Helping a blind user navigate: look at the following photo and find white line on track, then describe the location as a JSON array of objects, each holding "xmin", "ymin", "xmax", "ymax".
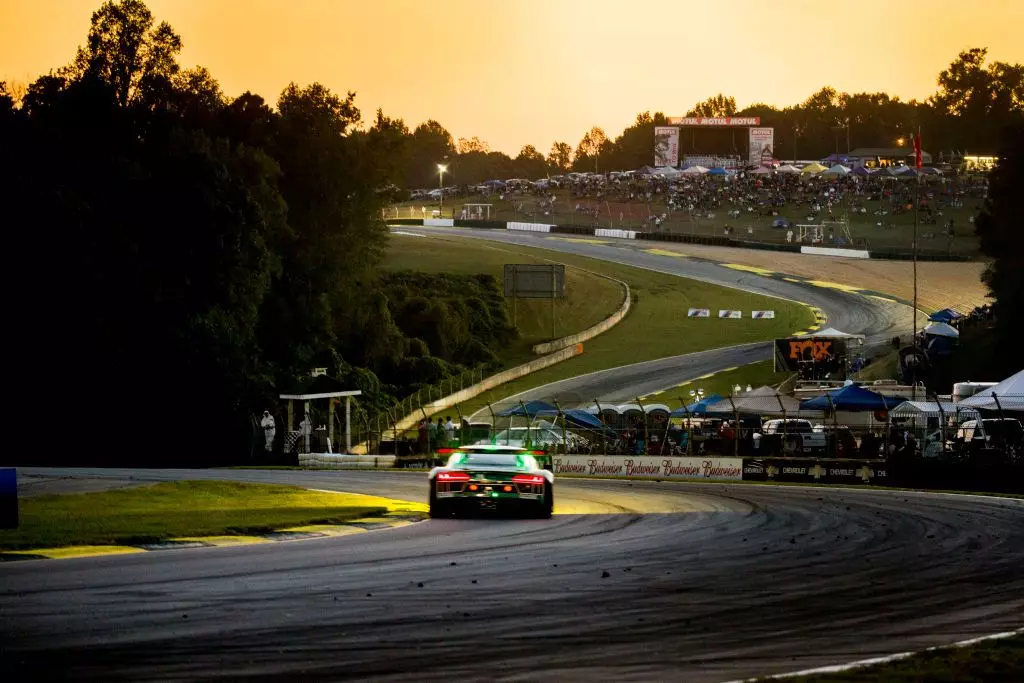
[{"xmin": 719, "ymin": 627, "xmax": 1024, "ymax": 682}]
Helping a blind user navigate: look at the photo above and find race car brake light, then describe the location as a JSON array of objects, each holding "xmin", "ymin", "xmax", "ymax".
[
  {"xmin": 529, "ymin": 450, "xmax": 546, "ymax": 456},
  {"xmin": 512, "ymin": 474, "xmax": 546, "ymax": 485},
  {"xmin": 436, "ymin": 448, "xmax": 457, "ymax": 455},
  {"xmin": 437, "ymin": 471, "xmax": 471, "ymax": 482}
]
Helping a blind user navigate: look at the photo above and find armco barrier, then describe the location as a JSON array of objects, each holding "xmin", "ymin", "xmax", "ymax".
[
  {"xmin": 299, "ymin": 453, "xmax": 397, "ymax": 469},
  {"xmin": 595, "ymin": 228, "xmax": 637, "ymax": 240},
  {"xmin": 741, "ymin": 457, "xmax": 887, "ymax": 485},
  {"xmin": 507, "ymin": 221, "xmax": 553, "ymax": 233},
  {"xmin": 390, "ymin": 343, "xmax": 584, "ymax": 433},
  {"xmin": 531, "ymin": 277, "xmax": 630, "ymax": 355},
  {"xmin": 801, "ymin": 246, "xmax": 871, "ymax": 259},
  {"xmin": 552, "ymin": 455, "xmax": 743, "ymax": 481}
]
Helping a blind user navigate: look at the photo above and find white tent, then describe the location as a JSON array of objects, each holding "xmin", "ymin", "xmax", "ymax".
[
  {"xmin": 960, "ymin": 370, "xmax": 1024, "ymax": 410},
  {"xmin": 890, "ymin": 401, "xmax": 981, "ymax": 419},
  {"xmin": 923, "ymin": 321, "xmax": 960, "ymax": 338},
  {"xmin": 653, "ymin": 166, "xmax": 682, "ymax": 179},
  {"xmin": 681, "ymin": 165, "xmax": 709, "ymax": 175},
  {"xmin": 704, "ymin": 386, "xmax": 819, "ymax": 416},
  {"xmin": 822, "ymin": 164, "xmax": 851, "ymax": 176},
  {"xmin": 801, "ymin": 327, "xmax": 866, "ymax": 342},
  {"xmin": 776, "ymin": 164, "xmax": 801, "ymax": 174}
]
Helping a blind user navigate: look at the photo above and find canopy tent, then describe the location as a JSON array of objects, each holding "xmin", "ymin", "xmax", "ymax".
[
  {"xmin": 703, "ymin": 386, "xmax": 814, "ymax": 416},
  {"xmin": 822, "ymin": 164, "xmax": 851, "ymax": 177},
  {"xmin": 800, "ymin": 384, "xmax": 904, "ymax": 411},
  {"xmin": 681, "ymin": 165, "xmax": 709, "ymax": 175},
  {"xmin": 750, "ymin": 166, "xmax": 774, "ymax": 175},
  {"xmin": 496, "ymin": 400, "xmax": 556, "ymax": 418},
  {"xmin": 893, "ymin": 166, "xmax": 918, "ymax": 177},
  {"xmin": 776, "ymin": 164, "xmax": 801, "ymax": 174},
  {"xmin": 890, "ymin": 401, "xmax": 981, "ymax": 420},
  {"xmin": 806, "ymin": 327, "xmax": 866, "ymax": 341},
  {"xmin": 928, "ymin": 308, "xmax": 962, "ymax": 324},
  {"xmin": 670, "ymin": 393, "xmax": 724, "ymax": 417},
  {"xmin": 708, "ymin": 167, "xmax": 729, "ymax": 176},
  {"xmin": 918, "ymin": 166, "xmax": 943, "ymax": 175},
  {"xmin": 923, "ymin": 321, "xmax": 960, "ymax": 338},
  {"xmin": 482, "ymin": 179, "xmax": 506, "ymax": 188},
  {"xmin": 635, "ymin": 166, "xmax": 658, "ymax": 176},
  {"xmin": 534, "ymin": 408, "xmax": 608, "ymax": 431},
  {"xmin": 800, "ymin": 162, "xmax": 828, "ymax": 175},
  {"xmin": 652, "ymin": 166, "xmax": 682, "ymax": 179},
  {"xmin": 960, "ymin": 370, "xmax": 1024, "ymax": 411},
  {"xmin": 850, "ymin": 166, "xmax": 875, "ymax": 177}
]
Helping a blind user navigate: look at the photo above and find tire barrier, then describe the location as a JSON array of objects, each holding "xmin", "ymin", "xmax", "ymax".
[
  {"xmin": 507, "ymin": 222, "xmax": 553, "ymax": 233},
  {"xmin": 594, "ymin": 228, "xmax": 637, "ymax": 240}
]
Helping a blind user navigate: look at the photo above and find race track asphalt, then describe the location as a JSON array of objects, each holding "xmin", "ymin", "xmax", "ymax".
[
  {"xmin": 3, "ymin": 468, "xmax": 1023, "ymax": 682},
  {"xmin": 391, "ymin": 227, "xmax": 914, "ymax": 412}
]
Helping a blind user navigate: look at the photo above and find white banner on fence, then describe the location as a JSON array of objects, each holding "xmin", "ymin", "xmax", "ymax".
[
  {"xmin": 718, "ymin": 310, "xmax": 742, "ymax": 319},
  {"xmin": 424, "ymin": 218, "xmax": 454, "ymax": 227},
  {"xmin": 800, "ymin": 245, "xmax": 870, "ymax": 259},
  {"xmin": 654, "ymin": 126, "xmax": 680, "ymax": 167},
  {"xmin": 552, "ymin": 456, "xmax": 743, "ymax": 481},
  {"xmin": 687, "ymin": 308, "xmax": 711, "ymax": 318},
  {"xmin": 748, "ymin": 127, "xmax": 775, "ymax": 167},
  {"xmin": 507, "ymin": 222, "xmax": 553, "ymax": 233},
  {"xmin": 751, "ymin": 310, "xmax": 775, "ymax": 319},
  {"xmin": 594, "ymin": 228, "xmax": 637, "ymax": 239}
]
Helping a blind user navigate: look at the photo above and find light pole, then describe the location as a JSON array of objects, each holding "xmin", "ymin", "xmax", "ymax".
[{"xmin": 437, "ymin": 163, "xmax": 447, "ymax": 217}]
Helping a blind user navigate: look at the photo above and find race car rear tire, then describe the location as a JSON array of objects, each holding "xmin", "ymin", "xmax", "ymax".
[
  {"xmin": 429, "ymin": 486, "xmax": 449, "ymax": 518},
  {"xmin": 535, "ymin": 484, "xmax": 554, "ymax": 519}
]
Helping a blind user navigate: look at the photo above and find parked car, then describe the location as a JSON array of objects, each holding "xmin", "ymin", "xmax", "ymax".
[{"xmin": 761, "ymin": 419, "xmax": 827, "ymax": 453}]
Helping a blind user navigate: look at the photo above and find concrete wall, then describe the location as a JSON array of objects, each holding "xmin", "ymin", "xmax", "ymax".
[
  {"xmin": 299, "ymin": 453, "xmax": 397, "ymax": 469},
  {"xmin": 391, "ymin": 343, "xmax": 584, "ymax": 432},
  {"xmin": 507, "ymin": 222, "xmax": 553, "ymax": 233},
  {"xmin": 531, "ymin": 278, "xmax": 631, "ymax": 355},
  {"xmin": 424, "ymin": 218, "xmax": 455, "ymax": 227},
  {"xmin": 595, "ymin": 228, "xmax": 637, "ymax": 240},
  {"xmin": 800, "ymin": 245, "xmax": 870, "ymax": 259}
]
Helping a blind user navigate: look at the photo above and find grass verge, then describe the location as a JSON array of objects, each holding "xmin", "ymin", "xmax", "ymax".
[
  {"xmin": 0, "ymin": 481, "xmax": 426, "ymax": 550},
  {"xmin": 394, "ymin": 231, "xmax": 813, "ymax": 419},
  {"xmin": 385, "ymin": 233, "xmax": 623, "ymax": 366},
  {"xmin": 643, "ymin": 359, "xmax": 793, "ymax": 405},
  {"xmin": 777, "ymin": 633, "xmax": 1023, "ymax": 682}
]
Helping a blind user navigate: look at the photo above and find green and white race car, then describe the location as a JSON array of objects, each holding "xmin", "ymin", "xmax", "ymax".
[{"xmin": 428, "ymin": 445, "xmax": 554, "ymax": 519}]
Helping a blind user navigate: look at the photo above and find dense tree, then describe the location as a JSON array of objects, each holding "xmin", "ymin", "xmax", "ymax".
[
  {"xmin": 406, "ymin": 119, "xmax": 456, "ymax": 187},
  {"xmin": 686, "ymin": 93, "xmax": 737, "ymax": 118},
  {"xmin": 547, "ymin": 141, "xmax": 572, "ymax": 173},
  {"xmin": 513, "ymin": 144, "xmax": 547, "ymax": 179},
  {"xmin": 973, "ymin": 122, "xmax": 1024, "ymax": 373}
]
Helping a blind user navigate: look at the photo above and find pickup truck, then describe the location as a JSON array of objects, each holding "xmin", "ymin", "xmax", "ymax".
[{"xmin": 760, "ymin": 419, "xmax": 827, "ymax": 453}]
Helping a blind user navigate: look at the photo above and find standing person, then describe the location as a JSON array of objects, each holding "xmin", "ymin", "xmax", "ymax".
[
  {"xmin": 444, "ymin": 416, "xmax": 456, "ymax": 446},
  {"xmin": 433, "ymin": 418, "xmax": 445, "ymax": 452},
  {"xmin": 417, "ymin": 419, "xmax": 428, "ymax": 455},
  {"xmin": 260, "ymin": 411, "xmax": 276, "ymax": 452}
]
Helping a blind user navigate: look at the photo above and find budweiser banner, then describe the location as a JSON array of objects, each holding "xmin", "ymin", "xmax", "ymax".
[
  {"xmin": 553, "ymin": 456, "xmax": 743, "ymax": 481},
  {"xmin": 751, "ymin": 310, "xmax": 775, "ymax": 319},
  {"xmin": 748, "ymin": 127, "xmax": 775, "ymax": 167},
  {"xmin": 742, "ymin": 458, "xmax": 888, "ymax": 485},
  {"xmin": 719, "ymin": 310, "xmax": 742, "ymax": 319},
  {"xmin": 654, "ymin": 126, "xmax": 680, "ymax": 167},
  {"xmin": 688, "ymin": 308, "xmax": 711, "ymax": 318},
  {"xmin": 667, "ymin": 117, "xmax": 761, "ymax": 127}
]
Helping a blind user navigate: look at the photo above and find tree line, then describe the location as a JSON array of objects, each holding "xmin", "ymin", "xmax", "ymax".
[
  {"xmin": 376, "ymin": 48, "xmax": 1021, "ymax": 187},
  {"xmin": 1, "ymin": 0, "xmax": 517, "ymax": 463}
]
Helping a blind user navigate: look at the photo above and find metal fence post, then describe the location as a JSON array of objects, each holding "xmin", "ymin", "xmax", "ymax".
[
  {"xmin": 678, "ymin": 398, "xmax": 694, "ymax": 456},
  {"xmin": 635, "ymin": 396, "xmax": 649, "ymax": 455},
  {"xmin": 553, "ymin": 399, "xmax": 567, "ymax": 456},
  {"xmin": 594, "ymin": 399, "xmax": 607, "ymax": 455},
  {"xmin": 728, "ymin": 396, "xmax": 738, "ymax": 458}
]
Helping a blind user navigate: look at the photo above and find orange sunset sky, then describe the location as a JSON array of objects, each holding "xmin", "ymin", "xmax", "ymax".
[{"xmin": 2, "ymin": 0, "xmax": 1023, "ymax": 154}]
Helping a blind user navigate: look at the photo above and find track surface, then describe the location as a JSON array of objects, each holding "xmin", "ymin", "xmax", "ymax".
[
  {"xmin": 3, "ymin": 468, "xmax": 1023, "ymax": 682},
  {"xmin": 394, "ymin": 227, "xmax": 913, "ymax": 410}
]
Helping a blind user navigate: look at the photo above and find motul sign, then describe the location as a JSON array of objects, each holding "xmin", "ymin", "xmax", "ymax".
[{"xmin": 667, "ymin": 117, "xmax": 761, "ymax": 127}]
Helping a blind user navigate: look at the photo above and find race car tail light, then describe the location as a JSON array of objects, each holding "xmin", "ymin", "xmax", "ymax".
[
  {"xmin": 512, "ymin": 474, "xmax": 546, "ymax": 485},
  {"xmin": 529, "ymin": 450, "xmax": 546, "ymax": 456},
  {"xmin": 437, "ymin": 471, "xmax": 471, "ymax": 482},
  {"xmin": 503, "ymin": 485, "xmax": 513, "ymax": 492},
  {"xmin": 436, "ymin": 448, "xmax": 457, "ymax": 455},
  {"xmin": 468, "ymin": 484, "xmax": 479, "ymax": 491}
]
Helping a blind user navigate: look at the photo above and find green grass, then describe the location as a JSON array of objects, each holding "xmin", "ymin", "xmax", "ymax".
[
  {"xmin": 385, "ymin": 234, "xmax": 623, "ymax": 366},
  {"xmin": 647, "ymin": 359, "xmax": 793, "ymax": 407},
  {"xmin": 392, "ymin": 237, "xmax": 814, "ymax": 419},
  {"xmin": 778, "ymin": 634, "xmax": 1023, "ymax": 682},
  {"xmin": 854, "ymin": 348, "xmax": 900, "ymax": 382},
  {"xmin": 0, "ymin": 481, "xmax": 424, "ymax": 550}
]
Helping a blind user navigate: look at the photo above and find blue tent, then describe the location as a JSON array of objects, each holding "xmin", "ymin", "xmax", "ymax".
[
  {"xmin": 535, "ymin": 409, "xmax": 608, "ymax": 431},
  {"xmin": 799, "ymin": 384, "xmax": 903, "ymax": 411},
  {"xmin": 708, "ymin": 167, "xmax": 728, "ymax": 176},
  {"xmin": 496, "ymin": 400, "xmax": 555, "ymax": 418},
  {"xmin": 928, "ymin": 308, "xmax": 962, "ymax": 324},
  {"xmin": 851, "ymin": 166, "xmax": 874, "ymax": 177},
  {"xmin": 670, "ymin": 393, "xmax": 724, "ymax": 417}
]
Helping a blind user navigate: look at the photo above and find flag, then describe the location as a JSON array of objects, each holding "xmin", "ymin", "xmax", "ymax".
[{"xmin": 913, "ymin": 130, "xmax": 922, "ymax": 169}]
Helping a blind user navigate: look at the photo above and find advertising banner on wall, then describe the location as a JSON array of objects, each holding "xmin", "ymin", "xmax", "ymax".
[
  {"xmin": 553, "ymin": 456, "xmax": 743, "ymax": 481},
  {"xmin": 667, "ymin": 117, "xmax": 761, "ymax": 127},
  {"xmin": 774, "ymin": 337, "xmax": 847, "ymax": 373},
  {"xmin": 688, "ymin": 308, "xmax": 711, "ymax": 318},
  {"xmin": 654, "ymin": 126, "xmax": 680, "ymax": 167},
  {"xmin": 742, "ymin": 458, "xmax": 887, "ymax": 485},
  {"xmin": 719, "ymin": 310, "xmax": 742, "ymax": 319},
  {"xmin": 748, "ymin": 127, "xmax": 775, "ymax": 167}
]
